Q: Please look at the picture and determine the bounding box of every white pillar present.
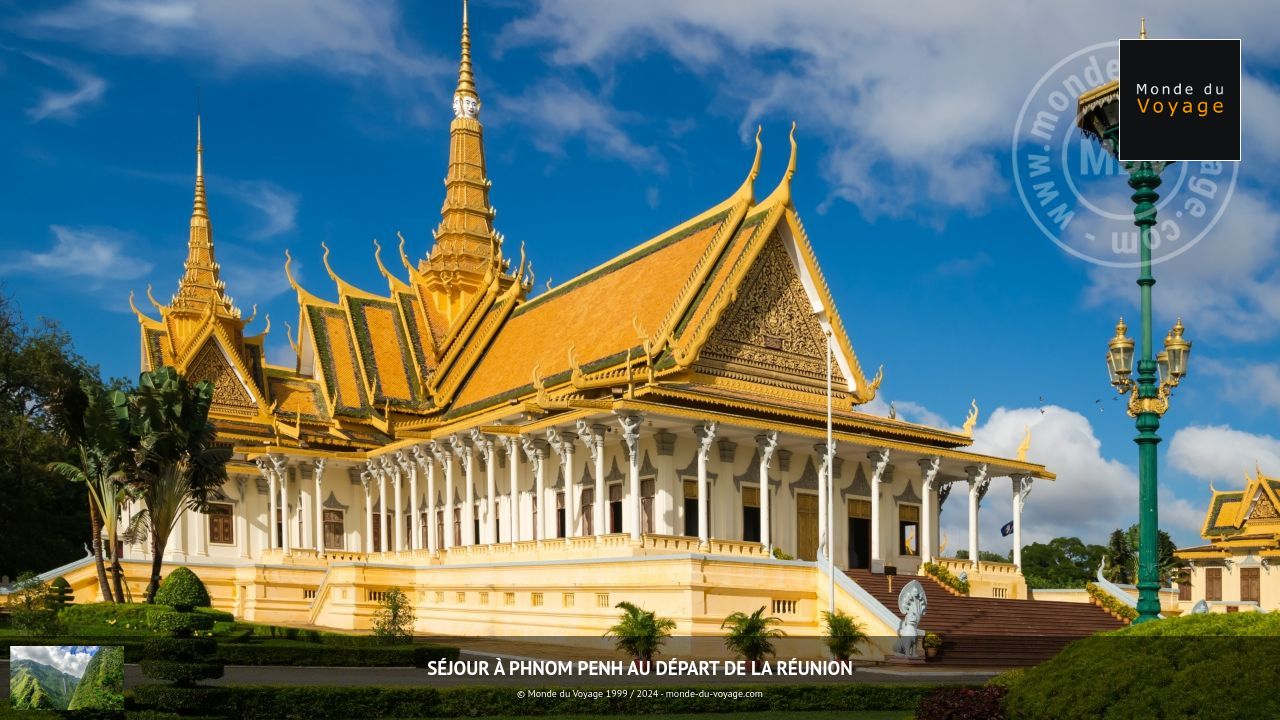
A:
[408,449,421,551]
[756,432,778,552]
[522,437,547,540]
[451,435,475,546]
[868,449,890,572]
[236,478,250,559]
[574,421,606,538]
[918,457,940,565]
[620,414,643,542]
[387,457,404,553]
[376,462,388,553]
[694,423,716,547]
[817,444,829,563]
[503,438,520,544]
[442,449,455,549]
[550,429,577,538]
[361,471,373,553]
[273,456,290,554]
[314,458,326,557]
[1012,474,1033,570]
[426,443,443,553]
[474,431,496,544]
[966,464,990,567]
[258,459,277,550]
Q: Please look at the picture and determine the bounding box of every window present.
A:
[608,484,623,534]
[1241,567,1260,603]
[641,479,655,534]
[596,593,610,608]
[323,510,345,550]
[372,512,382,552]
[683,480,699,537]
[531,592,544,607]
[479,591,489,605]
[453,507,462,547]
[1205,567,1222,601]
[436,509,445,549]
[504,592,515,606]
[456,591,466,604]
[742,486,760,543]
[208,503,234,545]
[556,491,566,538]
[563,592,575,608]
[1178,579,1192,601]
[581,488,595,535]
[898,504,920,557]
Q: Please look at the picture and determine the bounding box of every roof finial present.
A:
[453,0,480,118]
[1140,17,1147,39]
[192,113,207,218]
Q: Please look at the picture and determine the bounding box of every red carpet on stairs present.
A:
[845,568,1125,667]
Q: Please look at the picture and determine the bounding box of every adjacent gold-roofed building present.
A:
[1176,466,1280,611]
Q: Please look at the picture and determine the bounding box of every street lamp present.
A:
[1078,22,1193,623]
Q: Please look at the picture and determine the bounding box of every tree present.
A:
[153,567,211,611]
[1019,537,1107,589]
[955,549,1013,563]
[112,367,231,602]
[9,572,60,636]
[1124,524,1179,586]
[371,586,415,643]
[821,610,868,661]
[0,292,104,581]
[50,378,133,602]
[1103,529,1135,584]
[721,606,785,664]
[605,601,677,663]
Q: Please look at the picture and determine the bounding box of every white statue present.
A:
[1190,599,1209,614]
[895,579,927,657]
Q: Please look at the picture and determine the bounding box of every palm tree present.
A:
[821,610,868,661]
[722,606,785,665]
[111,367,230,602]
[605,602,677,663]
[50,379,130,602]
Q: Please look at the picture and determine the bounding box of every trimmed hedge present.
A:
[213,642,458,667]
[132,683,949,718]
[153,568,211,611]
[1083,583,1137,622]
[150,611,216,636]
[922,562,969,595]
[1002,613,1280,719]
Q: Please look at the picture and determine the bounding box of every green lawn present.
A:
[454,714,912,720]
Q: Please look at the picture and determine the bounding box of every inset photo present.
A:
[9,645,124,713]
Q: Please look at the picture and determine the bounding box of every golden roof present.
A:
[1180,467,1280,557]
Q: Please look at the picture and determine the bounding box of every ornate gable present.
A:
[187,339,256,411]
[696,232,846,393]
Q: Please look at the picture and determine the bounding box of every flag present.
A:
[1000,521,1014,537]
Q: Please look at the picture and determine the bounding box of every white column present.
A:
[522,437,547,540]
[273,455,290,554]
[575,421,606,538]
[473,431,496,545]
[258,459,277,550]
[502,437,520,544]
[868,449,890,572]
[620,414,643,542]
[426,443,444,553]
[407,449,421,551]
[966,464,990,567]
[1012,474,1033,570]
[550,429,577,539]
[196,510,209,556]
[450,435,475,546]
[694,423,716,547]
[361,470,373,553]
[918,457,940,565]
[817,444,829,563]
[387,456,404,553]
[376,462,388,553]
[756,432,778,552]
[236,478,250,559]
[442,448,455,549]
[314,458,326,557]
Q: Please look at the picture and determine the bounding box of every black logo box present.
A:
[1119,38,1241,162]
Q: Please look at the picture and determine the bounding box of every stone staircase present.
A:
[845,569,1125,667]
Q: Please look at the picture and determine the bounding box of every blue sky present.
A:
[2,0,1279,551]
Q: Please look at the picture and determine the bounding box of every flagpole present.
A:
[826,329,835,617]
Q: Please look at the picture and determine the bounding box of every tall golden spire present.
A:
[172,114,237,317]
[1140,17,1147,39]
[422,0,506,324]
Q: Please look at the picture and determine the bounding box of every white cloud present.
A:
[497,80,666,172]
[24,52,106,122]
[22,0,447,116]
[1199,357,1280,415]
[1168,425,1280,488]
[506,0,1280,217]
[0,225,152,281]
[11,645,99,679]
[216,178,299,239]
[1082,188,1280,342]
[218,247,295,302]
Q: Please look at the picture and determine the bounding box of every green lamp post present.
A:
[1078,40,1193,623]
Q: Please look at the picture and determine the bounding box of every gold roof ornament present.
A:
[1140,16,1147,40]
[1016,425,1032,462]
[170,114,239,319]
[962,399,979,437]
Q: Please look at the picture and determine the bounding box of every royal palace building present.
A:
[63,4,1064,657]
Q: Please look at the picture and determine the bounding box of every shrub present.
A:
[60,602,167,633]
[49,576,74,609]
[371,586,415,643]
[140,605,223,687]
[923,632,943,650]
[605,601,677,662]
[1002,613,1280,719]
[150,610,215,635]
[821,610,868,661]
[153,568,211,611]
[721,606,785,663]
[922,562,970,595]
[772,547,795,560]
[10,572,60,636]
[1084,582,1138,622]
[917,686,1007,720]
